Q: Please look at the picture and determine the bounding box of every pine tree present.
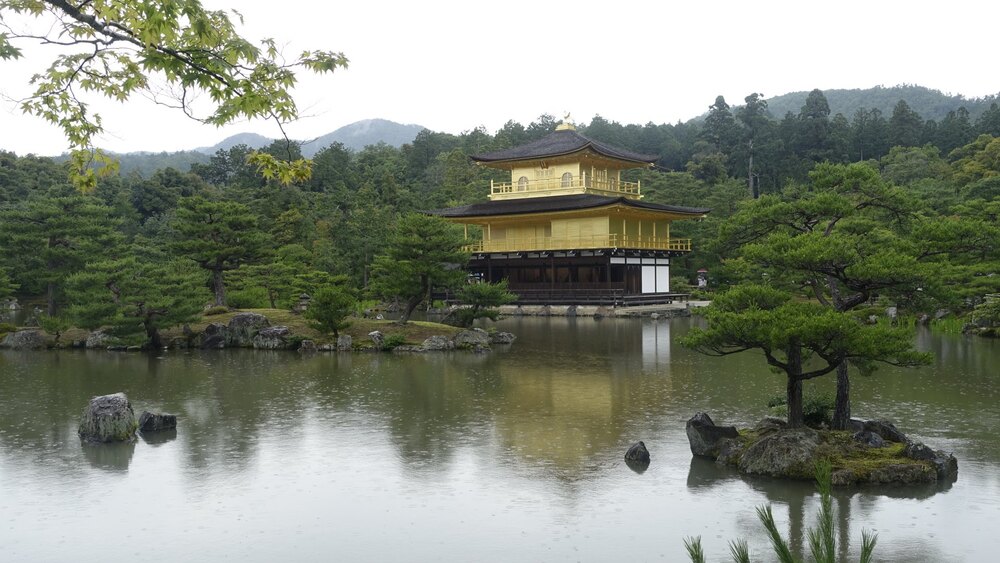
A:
[0,189,122,315]
[67,253,206,348]
[171,196,266,307]
[368,214,468,324]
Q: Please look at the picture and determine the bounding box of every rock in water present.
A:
[337,334,353,351]
[79,393,138,443]
[252,326,290,349]
[686,412,739,458]
[0,329,46,350]
[422,335,455,351]
[853,430,886,448]
[862,419,908,443]
[298,339,317,353]
[625,441,650,463]
[904,441,959,480]
[738,427,821,478]
[85,329,113,349]
[138,411,177,432]
[489,331,516,345]
[226,312,270,347]
[454,328,490,350]
[368,331,384,349]
[200,323,227,349]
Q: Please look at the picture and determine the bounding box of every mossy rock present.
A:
[78,393,139,443]
[722,427,944,485]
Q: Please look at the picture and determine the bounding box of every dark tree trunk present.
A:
[786,341,804,427]
[828,278,852,430]
[400,277,428,325]
[212,267,226,307]
[47,281,57,317]
[144,318,162,349]
[400,292,423,324]
[831,361,851,429]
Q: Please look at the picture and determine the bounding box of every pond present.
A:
[1,317,997,562]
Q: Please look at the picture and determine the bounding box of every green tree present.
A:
[976,103,1000,137]
[888,100,924,148]
[0,189,121,315]
[715,163,939,429]
[949,134,1000,187]
[881,145,951,186]
[850,107,889,161]
[682,285,928,427]
[454,280,517,327]
[66,254,205,348]
[368,213,468,324]
[304,285,356,339]
[703,96,739,155]
[796,89,832,161]
[1,0,347,189]
[171,196,265,306]
[936,107,975,155]
[0,268,17,299]
[735,93,771,197]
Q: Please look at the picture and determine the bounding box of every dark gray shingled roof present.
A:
[427,195,709,218]
[470,129,659,164]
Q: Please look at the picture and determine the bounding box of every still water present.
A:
[1,317,998,562]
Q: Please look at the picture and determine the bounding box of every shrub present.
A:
[227,287,269,309]
[203,305,230,316]
[767,393,835,428]
[454,280,517,327]
[382,333,406,350]
[0,322,16,335]
[305,286,356,339]
[39,315,70,344]
[972,297,1000,327]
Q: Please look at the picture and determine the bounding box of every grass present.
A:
[929,316,966,334]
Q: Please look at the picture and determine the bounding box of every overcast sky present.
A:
[1,0,996,156]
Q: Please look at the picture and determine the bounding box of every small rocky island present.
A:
[686,412,957,486]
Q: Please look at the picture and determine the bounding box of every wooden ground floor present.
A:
[465,248,689,306]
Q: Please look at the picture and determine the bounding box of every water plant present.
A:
[683,460,877,562]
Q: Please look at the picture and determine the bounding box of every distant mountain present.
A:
[762,85,999,122]
[192,119,425,158]
[300,119,425,156]
[110,119,426,177]
[195,132,273,154]
[115,150,210,177]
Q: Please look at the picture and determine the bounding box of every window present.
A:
[561,172,572,187]
[517,176,528,191]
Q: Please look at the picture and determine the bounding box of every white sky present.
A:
[1,0,996,156]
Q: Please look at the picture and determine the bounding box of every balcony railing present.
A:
[490,175,640,198]
[462,234,692,253]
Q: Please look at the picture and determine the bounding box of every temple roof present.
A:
[427,194,709,218]
[470,129,659,165]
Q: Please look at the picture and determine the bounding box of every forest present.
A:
[1,87,999,348]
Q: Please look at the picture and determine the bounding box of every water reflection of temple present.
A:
[641,320,670,368]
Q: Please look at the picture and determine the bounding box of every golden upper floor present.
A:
[471,123,657,201]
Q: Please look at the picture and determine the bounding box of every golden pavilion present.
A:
[429,121,709,305]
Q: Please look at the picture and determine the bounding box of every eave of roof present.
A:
[426,194,710,219]
[470,129,658,165]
